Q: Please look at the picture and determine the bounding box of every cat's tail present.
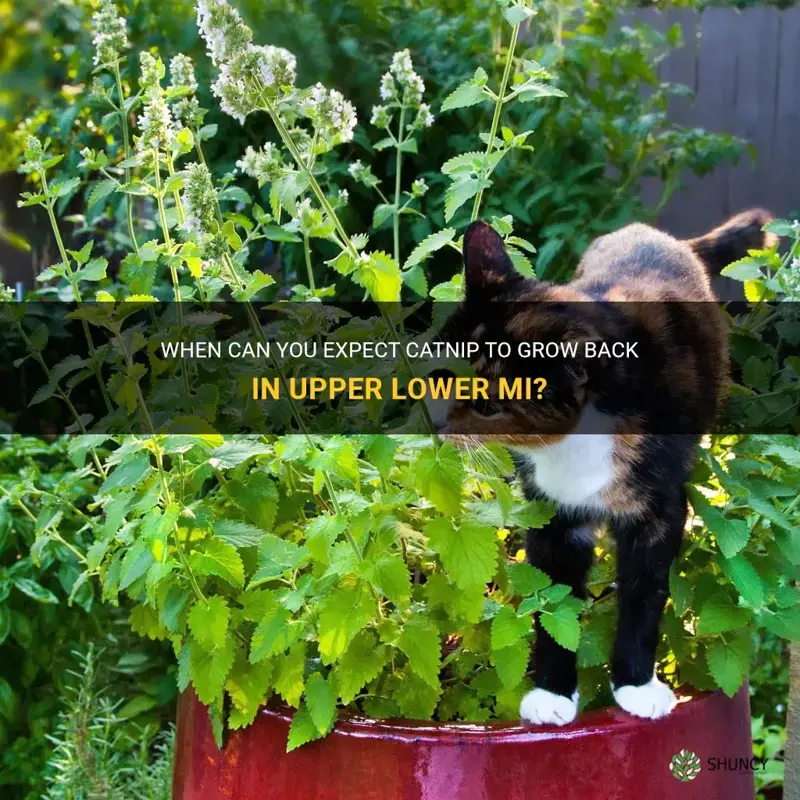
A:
[685,208,777,274]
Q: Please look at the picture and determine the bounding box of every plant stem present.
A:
[302,234,316,293]
[471,21,521,221]
[153,149,191,394]
[39,171,114,413]
[393,102,407,267]
[113,61,139,255]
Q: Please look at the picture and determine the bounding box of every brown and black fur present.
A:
[439,209,775,720]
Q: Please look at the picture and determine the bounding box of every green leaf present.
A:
[88,178,118,208]
[398,616,441,689]
[12,577,58,605]
[425,518,498,591]
[190,538,245,589]
[287,704,323,751]
[506,563,551,597]
[334,630,389,704]
[226,654,273,729]
[697,593,750,635]
[441,71,489,112]
[76,257,108,282]
[208,440,271,469]
[706,633,752,697]
[188,597,230,651]
[720,554,765,609]
[491,605,531,651]
[317,586,377,665]
[367,554,411,607]
[99,453,152,494]
[444,177,484,222]
[403,228,456,270]
[250,534,309,586]
[353,251,402,302]
[250,607,299,662]
[363,435,398,478]
[492,640,529,690]
[760,606,800,641]
[213,520,267,549]
[541,605,581,651]
[305,673,337,735]
[503,3,535,24]
[414,443,464,516]
[274,642,307,707]
[189,639,235,705]
[372,203,397,229]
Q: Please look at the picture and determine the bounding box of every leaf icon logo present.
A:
[670,750,702,782]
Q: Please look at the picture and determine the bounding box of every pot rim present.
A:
[254,688,727,745]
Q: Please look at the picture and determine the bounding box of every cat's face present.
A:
[434,222,596,445]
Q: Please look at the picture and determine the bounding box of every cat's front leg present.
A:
[610,494,684,719]
[519,514,595,726]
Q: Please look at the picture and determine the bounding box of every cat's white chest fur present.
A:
[516,433,615,512]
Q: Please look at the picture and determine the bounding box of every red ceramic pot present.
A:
[173,688,755,800]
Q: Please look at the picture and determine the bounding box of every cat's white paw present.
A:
[519,688,579,726]
[612,675,676,720]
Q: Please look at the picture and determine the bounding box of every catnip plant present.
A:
[3,0,800,757]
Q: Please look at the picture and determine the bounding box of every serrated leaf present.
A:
[444,177,483,222]
[99,453,152,494]
[541,605,580,651]
[372,203,397,229]
[189,639,235,705]
[274,643,307,707]
[491,640,529,690]
[286,704,323,751]
[190,538,245,589]
[367,553,411,607]
[491,605,531,650]
[250,607,299,662]
[706,633,752,697]
[208,440,271,468]
[212,520,267,549]
[188,596,230,651]
[88,178,118,208]
[250,534,309,586]
[506,563,551,597]
[226,654,273,729]
[442,76,488,112]
[335,631,389,704]
[403,228,456,270]
[305,673,336,735]
[398,616,441,689]
[414,443,464,516]
[720,554,765,609]
[697,593,750,635]
[317,585,377,665]
[425,517,498,591]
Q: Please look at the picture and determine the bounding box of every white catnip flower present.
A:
[136,94,175,152]
[338,188,349,204]
[369,105,391,130]
[195,0,253,66]
[412,102,435,130]
[0,284,13,303]
[411,177,429,198]
[140,52,165,92]
[91,0,129,67]
[379,72,397,102]
[348,159,379,188]
[170,54,198,93]
[212,44,296,124]
[170,55,207,129]
[235,142,284,184]
[303,83,357,147]
[182,162,218,237]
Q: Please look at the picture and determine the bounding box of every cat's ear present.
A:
[463,221,521,296]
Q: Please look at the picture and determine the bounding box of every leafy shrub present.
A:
[2,0,799,760]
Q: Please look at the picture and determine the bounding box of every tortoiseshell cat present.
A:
[436,210,774,725]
